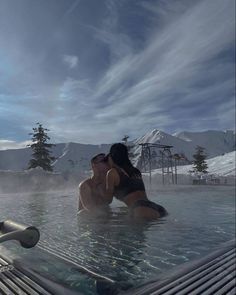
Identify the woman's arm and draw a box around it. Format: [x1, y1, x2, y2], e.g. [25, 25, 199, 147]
[98, 168, 118, 203]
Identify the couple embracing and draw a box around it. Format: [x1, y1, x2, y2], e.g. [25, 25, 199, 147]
[78, 143, 167, 220]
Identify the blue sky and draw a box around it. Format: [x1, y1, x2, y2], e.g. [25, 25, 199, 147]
[0, 0, 235, 149]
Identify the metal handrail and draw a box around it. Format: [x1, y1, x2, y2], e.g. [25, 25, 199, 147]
[0, 219, 40, 248]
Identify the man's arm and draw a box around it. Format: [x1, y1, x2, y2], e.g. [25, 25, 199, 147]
[78, 197, 84, 211]
[79, 181, 97, 210]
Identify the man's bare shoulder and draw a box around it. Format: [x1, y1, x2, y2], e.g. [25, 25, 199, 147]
[79, 178, 92, 190]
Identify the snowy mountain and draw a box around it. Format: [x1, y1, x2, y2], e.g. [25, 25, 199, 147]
[133, 129, 235, 161]
[0, 143, 66, 171]
[0, 142, 111, 173]
[175, 130, 235, 158]
[0, 130, 234, 173]
[52, 142, 111, 173]
[133, 129, 195, 160]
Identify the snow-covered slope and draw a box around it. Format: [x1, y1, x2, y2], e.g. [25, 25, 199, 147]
[205, 151, 235, 176]
[153, 151, 235, 177]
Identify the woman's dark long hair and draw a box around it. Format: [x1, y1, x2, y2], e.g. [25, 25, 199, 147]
[109, 143, 141, 178]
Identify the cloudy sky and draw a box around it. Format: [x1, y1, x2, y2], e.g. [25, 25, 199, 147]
[0, 0, 235, 149]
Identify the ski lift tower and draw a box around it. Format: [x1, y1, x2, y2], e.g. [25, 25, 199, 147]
[139, 143, 177, 185]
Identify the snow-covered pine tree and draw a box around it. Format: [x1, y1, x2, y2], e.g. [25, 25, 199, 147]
[192, 146, 208, 174]
[28, 123, 55, 171]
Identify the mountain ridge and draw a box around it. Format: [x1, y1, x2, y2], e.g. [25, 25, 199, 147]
[0, 129, 234, 173]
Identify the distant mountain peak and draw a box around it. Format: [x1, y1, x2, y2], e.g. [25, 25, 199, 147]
[0, 129, 235, 173]
[151, 129, 160, 135]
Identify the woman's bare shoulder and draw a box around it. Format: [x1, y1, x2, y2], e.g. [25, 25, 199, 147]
[107, 168, 119, 176]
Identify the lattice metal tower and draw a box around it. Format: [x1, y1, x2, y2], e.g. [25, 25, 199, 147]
[139, 143, 177, 185]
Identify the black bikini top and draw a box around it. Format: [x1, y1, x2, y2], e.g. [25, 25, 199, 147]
[113, 168, 145, 200]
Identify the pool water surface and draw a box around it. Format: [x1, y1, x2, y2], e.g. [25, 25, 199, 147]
[0, 185, 235, 294]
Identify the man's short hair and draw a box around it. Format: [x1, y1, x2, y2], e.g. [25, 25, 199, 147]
[91, 153, 107, 164]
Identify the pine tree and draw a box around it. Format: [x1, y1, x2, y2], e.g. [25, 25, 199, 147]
[192, 146, 208, 174]
[28, 123, 55, 171]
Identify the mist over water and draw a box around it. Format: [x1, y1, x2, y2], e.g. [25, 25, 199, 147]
[0, 185, 235, 294]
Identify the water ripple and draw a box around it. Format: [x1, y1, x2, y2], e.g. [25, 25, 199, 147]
[0, 186, 235, 294]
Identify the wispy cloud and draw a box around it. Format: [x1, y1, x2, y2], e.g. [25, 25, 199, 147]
[63, 55, 79, 69]
[89, 0, 235, 134]
[42, 0, 236, 143]
[0, 140, 31, 151]
[0, 0, 234, 146]
[62, 0, 81, 19]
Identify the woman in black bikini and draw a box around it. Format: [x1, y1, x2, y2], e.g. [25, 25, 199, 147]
[101, 143, 167, 219]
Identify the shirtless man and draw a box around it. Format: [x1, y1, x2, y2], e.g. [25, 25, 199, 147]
[78, 153, 111, 212]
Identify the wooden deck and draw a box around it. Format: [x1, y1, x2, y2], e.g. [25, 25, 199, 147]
[123, 239, 236, 295]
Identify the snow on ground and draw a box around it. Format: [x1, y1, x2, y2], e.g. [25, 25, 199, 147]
[206, 152, 236, 176]
[146, 151, 235, 187]
[177, 151, 235, 177]
[152, 151, 235, 177]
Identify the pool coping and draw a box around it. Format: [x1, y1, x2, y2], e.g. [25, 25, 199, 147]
[121, 239, 236, 294]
